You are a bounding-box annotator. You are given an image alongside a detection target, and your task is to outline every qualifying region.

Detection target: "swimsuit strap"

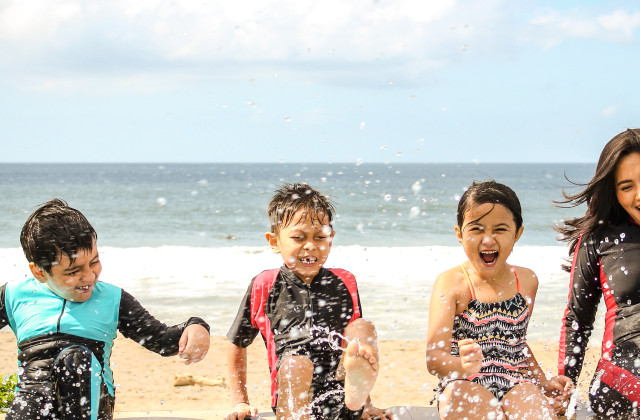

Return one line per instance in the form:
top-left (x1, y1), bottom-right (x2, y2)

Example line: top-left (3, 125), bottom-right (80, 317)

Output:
top-left (461, 264), bottom-right (521, 298)
top-left (511, 265), bottom-right (522, 294)
top-left (459, 264), bottom-right (476, 300)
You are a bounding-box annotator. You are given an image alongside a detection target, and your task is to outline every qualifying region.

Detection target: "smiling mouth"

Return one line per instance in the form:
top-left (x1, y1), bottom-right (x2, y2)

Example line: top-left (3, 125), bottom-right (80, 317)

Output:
top-left (300, 256), bottom-right (317, 264)
top-left (480, 251), bottom-right (498, 264)
top-left (76, 284), bottom-right (94, 292)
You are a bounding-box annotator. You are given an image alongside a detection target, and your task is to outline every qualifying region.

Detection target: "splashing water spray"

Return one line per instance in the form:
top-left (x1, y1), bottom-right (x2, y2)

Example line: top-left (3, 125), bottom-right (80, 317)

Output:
top-left (278, 326), bottom-right (358, 419)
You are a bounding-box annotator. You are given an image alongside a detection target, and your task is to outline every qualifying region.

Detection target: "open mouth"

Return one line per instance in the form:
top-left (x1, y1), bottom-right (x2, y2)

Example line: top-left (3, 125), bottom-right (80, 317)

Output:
top-left (76, 284), bottom-right (94, 292)
top-left (300, 256), bottom-right (317, 265)
top-left (480, 251), bottom-right (498, 265)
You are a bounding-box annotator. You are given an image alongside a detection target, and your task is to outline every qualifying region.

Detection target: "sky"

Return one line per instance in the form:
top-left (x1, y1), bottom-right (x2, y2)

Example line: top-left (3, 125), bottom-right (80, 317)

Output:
top-left (0, 0), bottom-right (638, 163)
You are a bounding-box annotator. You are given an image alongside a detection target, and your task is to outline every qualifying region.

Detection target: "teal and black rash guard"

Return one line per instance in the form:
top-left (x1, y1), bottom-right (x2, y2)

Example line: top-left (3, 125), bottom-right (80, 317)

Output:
top-left (558, 220), bottom-right (640, 417)
top-left (0, 278), bottom-right (209, 420)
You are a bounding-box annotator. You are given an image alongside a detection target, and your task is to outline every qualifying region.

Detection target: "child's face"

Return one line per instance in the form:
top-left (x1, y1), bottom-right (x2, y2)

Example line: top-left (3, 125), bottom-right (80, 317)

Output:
top-left (29, 241), bottom-right (102, 302)
top-left (266, 208), bottom-right (334, 283)
top-left (615, 151), bottom-right (640, 226)
top-left (455, 203), bottom-right (523, 278)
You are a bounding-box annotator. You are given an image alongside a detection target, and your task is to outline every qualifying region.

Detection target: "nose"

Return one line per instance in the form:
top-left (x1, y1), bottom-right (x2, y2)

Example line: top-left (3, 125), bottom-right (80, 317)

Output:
top-left (481, 232), bottom-right (497, 246)
top-left (303, 240), bottom-right (316, 251)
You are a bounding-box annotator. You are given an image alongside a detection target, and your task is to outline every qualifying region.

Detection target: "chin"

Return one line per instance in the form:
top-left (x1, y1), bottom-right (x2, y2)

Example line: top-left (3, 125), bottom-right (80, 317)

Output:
top-left (73, 294), bottom-right (93, 303)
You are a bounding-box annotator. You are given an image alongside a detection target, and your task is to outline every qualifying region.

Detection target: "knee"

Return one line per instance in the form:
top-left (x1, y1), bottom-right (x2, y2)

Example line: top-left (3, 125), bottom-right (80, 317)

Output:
top-left (278, 355), bottom-right (314, 387)
top-left (345, 318), bottom-right (378, 350)
top-left (54, 345), bottom-right (94, 374)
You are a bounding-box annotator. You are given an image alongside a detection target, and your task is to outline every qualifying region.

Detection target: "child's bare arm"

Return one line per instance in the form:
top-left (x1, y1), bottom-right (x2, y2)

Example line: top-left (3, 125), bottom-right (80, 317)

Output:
top-left (225, 342), bottom-right (258, 420)
top-left (426, 271), bottom-right (481, 379)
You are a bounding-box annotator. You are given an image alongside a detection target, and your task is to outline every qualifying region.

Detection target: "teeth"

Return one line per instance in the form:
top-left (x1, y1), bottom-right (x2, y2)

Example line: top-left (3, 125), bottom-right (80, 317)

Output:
top-left (300, 257), bottom-right (316, 263)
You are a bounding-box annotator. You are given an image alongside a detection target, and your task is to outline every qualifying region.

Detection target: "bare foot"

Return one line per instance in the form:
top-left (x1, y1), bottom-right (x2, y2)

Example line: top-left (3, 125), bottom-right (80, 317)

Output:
top-left (343, 339), bottom-right (378, 411)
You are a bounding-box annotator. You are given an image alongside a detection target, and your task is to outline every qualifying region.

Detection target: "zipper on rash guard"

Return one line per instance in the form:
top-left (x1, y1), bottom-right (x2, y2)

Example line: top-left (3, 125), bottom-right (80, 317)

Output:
top-left (306, 285), bottom-right (313, 327)
top-left (57, 300), bottom-right (67, 332)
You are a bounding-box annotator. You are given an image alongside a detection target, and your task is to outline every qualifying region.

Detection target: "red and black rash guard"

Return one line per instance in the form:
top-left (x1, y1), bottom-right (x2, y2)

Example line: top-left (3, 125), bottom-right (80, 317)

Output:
top-left (227, 265), bottom-right (362, 408)
top-left (558, 220), bottom-right (640, 415)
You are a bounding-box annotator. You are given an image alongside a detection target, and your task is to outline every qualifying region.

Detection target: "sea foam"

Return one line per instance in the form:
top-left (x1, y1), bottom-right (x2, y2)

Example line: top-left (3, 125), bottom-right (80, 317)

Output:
top-left (0, 245), bottom-right (604, 343)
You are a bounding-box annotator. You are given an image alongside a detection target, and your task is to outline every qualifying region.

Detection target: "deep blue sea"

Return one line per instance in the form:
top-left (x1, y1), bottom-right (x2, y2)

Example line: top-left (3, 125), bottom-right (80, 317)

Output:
top-left (0, 163), bottom-right (600, 341)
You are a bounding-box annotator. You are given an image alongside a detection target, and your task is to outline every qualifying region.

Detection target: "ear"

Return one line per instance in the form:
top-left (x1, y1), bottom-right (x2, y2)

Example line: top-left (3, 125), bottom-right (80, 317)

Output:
top-left (265, 232), bottom-right (281, 254)
top-left (515, 226), bottom-right (524, 242)
top-left (29, 262), bottom-right (48, 283)
top-left (454, 225), bottom-right (463, 244)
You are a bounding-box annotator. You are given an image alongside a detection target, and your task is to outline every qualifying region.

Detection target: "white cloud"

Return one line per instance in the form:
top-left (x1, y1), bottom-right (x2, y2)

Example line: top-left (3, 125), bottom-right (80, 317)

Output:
top-left (598, 9), bottom-right (640, 39)
top-left (529, 8), bottom-right (640, 47)
top-left (0, 0), bottom-right (637, 91)
top-left (0, 0), bottom-right (509, 86)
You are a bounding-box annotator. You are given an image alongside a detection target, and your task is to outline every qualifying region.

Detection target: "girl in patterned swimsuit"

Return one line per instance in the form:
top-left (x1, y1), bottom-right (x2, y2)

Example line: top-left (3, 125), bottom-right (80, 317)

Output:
top-left (426, 180), bottom-right (572, 419)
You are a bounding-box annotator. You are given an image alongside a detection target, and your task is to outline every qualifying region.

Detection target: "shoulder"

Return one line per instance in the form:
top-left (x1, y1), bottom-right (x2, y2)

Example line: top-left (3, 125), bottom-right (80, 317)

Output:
top-left (432, 265), bottom-right (468, 299)
top-left (246, 269), bottom-right (282, 304)
top-left (252, 268), bottom-right (281, 286)
top-left (513, 265), bottom-right (538, 295)
top-left (4, 278), bottom-right (46, 300)
top-left (326, 268), bottom-right (355, 280)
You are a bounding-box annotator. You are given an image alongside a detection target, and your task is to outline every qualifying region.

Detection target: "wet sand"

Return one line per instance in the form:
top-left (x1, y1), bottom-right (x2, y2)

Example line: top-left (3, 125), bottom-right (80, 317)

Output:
top-left (0, 332), bottom-right (601, 414)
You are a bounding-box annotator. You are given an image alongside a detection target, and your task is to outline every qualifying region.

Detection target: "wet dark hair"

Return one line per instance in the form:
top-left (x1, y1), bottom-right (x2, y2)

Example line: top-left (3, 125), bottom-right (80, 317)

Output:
top-left (457, 180), bottom-right (523, 233)
top-left (20, 198), bottom-right (97, 274)
top-left (268, 183), bottom-right (335, 234)
top-left (556, 128), bottom-right (640, 254)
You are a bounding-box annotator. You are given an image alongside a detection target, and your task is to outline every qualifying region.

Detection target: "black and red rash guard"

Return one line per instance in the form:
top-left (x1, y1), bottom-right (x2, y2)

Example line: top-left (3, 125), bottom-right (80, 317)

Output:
top-left (227, 264), bottom-right (362, 408)
top-left (558, 220), bottom-right (640, 414)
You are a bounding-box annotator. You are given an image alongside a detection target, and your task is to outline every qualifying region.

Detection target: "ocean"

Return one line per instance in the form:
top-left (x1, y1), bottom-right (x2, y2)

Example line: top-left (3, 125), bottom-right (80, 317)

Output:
top-left (0, 162), bottom-right (602, 343)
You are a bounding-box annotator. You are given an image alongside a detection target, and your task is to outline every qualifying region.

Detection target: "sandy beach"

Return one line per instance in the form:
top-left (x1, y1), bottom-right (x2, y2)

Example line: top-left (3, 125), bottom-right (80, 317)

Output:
top-left (0, 332), bottom-right (601, 416)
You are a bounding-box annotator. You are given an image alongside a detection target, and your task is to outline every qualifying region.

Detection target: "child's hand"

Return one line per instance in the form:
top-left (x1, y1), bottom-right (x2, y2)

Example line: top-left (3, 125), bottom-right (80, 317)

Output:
top-left (178, 324), bottom-right (210, 365)
top-left (225, 402), bottom-right (258, 420)
top-left (362, 403), bottom-right (393, 420)
top-left (540, 375), bottom-right (573, 415)
top-left (458, 338), bottom-right (483, 376)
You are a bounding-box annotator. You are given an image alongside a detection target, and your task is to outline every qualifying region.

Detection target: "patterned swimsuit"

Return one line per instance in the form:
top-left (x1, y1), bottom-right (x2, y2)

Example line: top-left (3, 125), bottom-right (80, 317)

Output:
top-left (439, 265), bottom-right (536, 400)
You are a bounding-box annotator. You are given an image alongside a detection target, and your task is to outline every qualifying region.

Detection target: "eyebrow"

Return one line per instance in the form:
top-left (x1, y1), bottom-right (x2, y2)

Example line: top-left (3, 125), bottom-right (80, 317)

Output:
top-left (465, 221), bottom-right (511, 228)
top-left (616, 179), bottom-right (632, 187)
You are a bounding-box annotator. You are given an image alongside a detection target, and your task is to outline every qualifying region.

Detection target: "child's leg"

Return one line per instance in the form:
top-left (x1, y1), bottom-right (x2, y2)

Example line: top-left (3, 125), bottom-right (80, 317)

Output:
top-left (6, 387), bottom-right (56, 419)
top-left (439, 380), bottom-right (503, 419)
top-left (276, 355), bottom-right (314, 420)
top-left (53, 345), bottom-right (107, 420)
top-left (342, 318), bottom-right (379, 411)
top-left (501, 382), bottom-right (557, 419)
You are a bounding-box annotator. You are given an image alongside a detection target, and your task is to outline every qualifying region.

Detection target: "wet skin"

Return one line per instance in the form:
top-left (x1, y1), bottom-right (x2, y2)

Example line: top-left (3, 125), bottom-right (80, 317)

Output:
top-left (455, 202), bottom-right (523, 281)
top-left (29, 240), bottom-right (101, 302)
top-left (615, 151), bottom-right (640, 226)
top-left (266, 209), bottom-right (335, 284)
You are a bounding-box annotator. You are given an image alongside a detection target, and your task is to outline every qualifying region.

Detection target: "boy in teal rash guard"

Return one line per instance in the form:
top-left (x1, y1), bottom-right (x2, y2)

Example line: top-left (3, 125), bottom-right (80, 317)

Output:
top-left (0, 199), bottom-right (211, 420)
